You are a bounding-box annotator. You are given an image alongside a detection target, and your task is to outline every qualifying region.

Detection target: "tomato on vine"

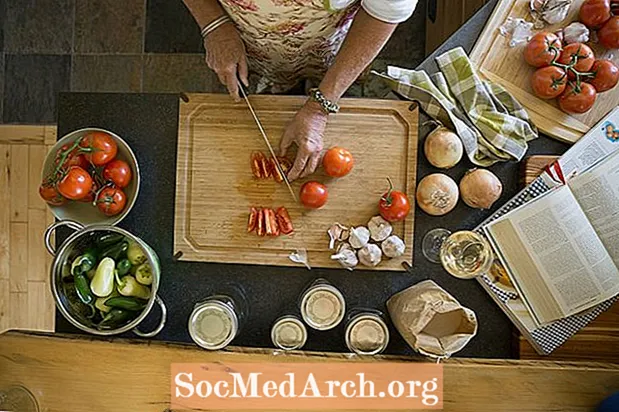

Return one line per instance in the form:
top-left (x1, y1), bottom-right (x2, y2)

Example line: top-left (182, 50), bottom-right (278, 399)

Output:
top-left (524, 32), bottom-right (562, 68)
top-left (79, 132), bottom-right (118, 166)
top-left (378, 178), bottom-right (410, 223)
top-left (558, 82), bottom-right (598, 114)
top-left (531, 66), bottom-right (568, 99)
top-left (96, 187), bottom-right (127, 216)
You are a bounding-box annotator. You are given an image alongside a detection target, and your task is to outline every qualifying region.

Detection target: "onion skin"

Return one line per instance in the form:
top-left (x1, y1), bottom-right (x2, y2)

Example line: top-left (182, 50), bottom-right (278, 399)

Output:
top-left (416, 173), bottom-right (459, 216)
top-left (459, 169), bottom-right (503, 210)
top-left (424, 127), bottom-right (463, 169)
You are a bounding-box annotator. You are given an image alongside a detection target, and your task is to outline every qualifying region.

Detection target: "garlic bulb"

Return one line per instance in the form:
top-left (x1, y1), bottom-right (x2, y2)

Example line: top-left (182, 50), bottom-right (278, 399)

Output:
top-left (562, 22), bottom-right (589, 44)
top-left (328, 223), bottom-right (349, 250)
top-left (530, 0), bottom-right (571, 27)
top-left (349, 226), bottom-right (370, 249)
top-left (382, 235), bottom-right (406, 258)
top-left (358, 244), bottom-right (382, 267)
top-left (331, 248), bottom-right (358, 270)
top-left (368, 216), bottom-right (393, 242)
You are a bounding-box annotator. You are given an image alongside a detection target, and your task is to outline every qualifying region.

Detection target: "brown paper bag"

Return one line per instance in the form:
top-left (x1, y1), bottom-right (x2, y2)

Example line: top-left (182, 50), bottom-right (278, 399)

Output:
top-left (387, 280), bottom-right (478, 359)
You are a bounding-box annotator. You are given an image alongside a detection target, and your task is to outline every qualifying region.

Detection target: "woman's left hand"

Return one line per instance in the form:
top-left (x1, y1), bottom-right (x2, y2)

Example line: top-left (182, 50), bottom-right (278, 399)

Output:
top-left (279, 101), bottom-right (328, 181)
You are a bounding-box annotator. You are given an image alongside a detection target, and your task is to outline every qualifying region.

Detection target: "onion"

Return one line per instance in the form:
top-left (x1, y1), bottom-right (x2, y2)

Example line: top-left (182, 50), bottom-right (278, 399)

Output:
top-left (424, 126), bottom-right (463, 169)
top-left (459, 169), bottom-right (503, 210)
top-left (416, 174), bottom-right (459, 216)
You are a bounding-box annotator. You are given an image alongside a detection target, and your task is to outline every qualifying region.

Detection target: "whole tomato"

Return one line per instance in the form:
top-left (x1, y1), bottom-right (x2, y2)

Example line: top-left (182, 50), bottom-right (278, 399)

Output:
top-left (57, 166), bottom-right (93, 200)
top-left (39, 183), bottom-right (66, 206)
top-left (599, 16), bottom-right (619, 49)
top-left (531, 66), bottom-right (568, 99)
top-left (558, 43), bottom-right (595, 79)
top-left (558, 82), bottom-right (598, 114)
top-left (580, 0), bottom-right (612, 28)
top-left (77, 180), bottom-right (99, 203)
top-left (79, 132), bottom-right (118, 166)
top-left (96, 187), bottom-right (127, 216)
top-left (322, 147), bottom-right (354, 177)
top-left (55, 144), bottom-right (89, 170)
top-left (589, 60), bottom-right (619, 92)
top-left (378, 178), bottom-right (410, 222)
top-left (524, 32), bottom-right (562, 67)
top-left (103, 159), bottom-right (132, 188)
top-left (299, 181), bottom-right (328, 209)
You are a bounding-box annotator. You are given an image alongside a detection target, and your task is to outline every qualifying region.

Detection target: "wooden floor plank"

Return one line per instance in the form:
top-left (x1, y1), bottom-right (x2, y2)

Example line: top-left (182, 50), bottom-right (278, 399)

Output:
top-left (27, 281), bottom-right (55, 332)
top-left (28, 144), bottom-right (47, 210)
top-left (0, 144), bottom-right (9, 280)
top-left (44, 126), bottom-right (58, 146)
top-left (9, 222), bottom-right (28, 293)
top-left (28, 209), bottom-right (48, 283)
top-left (0, 125), bottom-right (46, 145)
top-left (8, 292), bottom-right (28, 330)
top-left (0, 280), bottom-right (9, 333)
top-left (9, 144), bottom-right (29, 222)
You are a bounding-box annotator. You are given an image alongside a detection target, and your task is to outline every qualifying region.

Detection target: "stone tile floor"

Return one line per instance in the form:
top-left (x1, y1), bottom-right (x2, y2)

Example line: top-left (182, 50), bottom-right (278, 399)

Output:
top-left (0, 0), bottom-right (426, 124)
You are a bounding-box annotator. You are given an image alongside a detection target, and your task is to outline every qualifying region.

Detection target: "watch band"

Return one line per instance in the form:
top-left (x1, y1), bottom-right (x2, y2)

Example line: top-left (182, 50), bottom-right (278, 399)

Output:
top-left (308, 88), bottom-right (340, 114)
top-left (201, 15), bottom-right (231, 39)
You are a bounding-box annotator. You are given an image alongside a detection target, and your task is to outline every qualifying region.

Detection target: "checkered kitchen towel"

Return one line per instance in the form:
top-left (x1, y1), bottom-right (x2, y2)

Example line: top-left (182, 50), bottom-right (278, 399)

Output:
top-left (374, 47), bottom-right (538, 166)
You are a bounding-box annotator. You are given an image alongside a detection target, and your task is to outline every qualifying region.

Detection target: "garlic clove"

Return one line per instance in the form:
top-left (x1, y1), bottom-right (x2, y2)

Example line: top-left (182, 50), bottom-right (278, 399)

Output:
top-left (328, 223), bottom-right (350, 250)
top-left (289, 249), bottom-right (311, 270)
top-left (382, 235), bottom-right (406, 258)
top-left (331, 248), bottom-right (358, 271)
top-left (368, 216), bottom-right (393, 242)
top-left (349, 226), bottom-right (370, 249)
top-left (358, 244), bottom-right (382, 267)
top-left (562, 22), bottom-right (590, 45)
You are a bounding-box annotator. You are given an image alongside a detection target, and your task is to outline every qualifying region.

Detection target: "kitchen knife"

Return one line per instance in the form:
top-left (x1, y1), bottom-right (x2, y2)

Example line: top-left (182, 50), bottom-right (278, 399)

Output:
top-left (238, 81), bottom-right (298, 203)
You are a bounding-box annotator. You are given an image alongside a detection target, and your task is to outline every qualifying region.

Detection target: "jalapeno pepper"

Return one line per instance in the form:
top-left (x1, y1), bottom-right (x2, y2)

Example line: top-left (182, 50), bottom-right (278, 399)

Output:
top-left (98, 308), bottom-right (132, 329)
top-left (71, 251), bottom-right (97, 276)
top-left (100, 241), bottom-right (128, 261)
top-left (74, 272), bottom-right (94, 305)
top-left (116, 258), bottom-right (132, 276)
top-left (104, 296), bottom-right (147, 311)
top-left (95, 233), bottom-right (125, 249)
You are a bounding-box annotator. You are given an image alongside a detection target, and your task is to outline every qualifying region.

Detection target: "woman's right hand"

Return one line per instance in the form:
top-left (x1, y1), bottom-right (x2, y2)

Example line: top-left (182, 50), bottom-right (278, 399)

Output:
top-left (204, 22), bottom-right (249, 101)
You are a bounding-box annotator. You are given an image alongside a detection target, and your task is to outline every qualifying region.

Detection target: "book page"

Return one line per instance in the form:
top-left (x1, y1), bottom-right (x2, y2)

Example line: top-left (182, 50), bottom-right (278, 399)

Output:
top-left (486, 186), bottom-right (619, 325)
top-left (569, 150), bottom-right (619, 269)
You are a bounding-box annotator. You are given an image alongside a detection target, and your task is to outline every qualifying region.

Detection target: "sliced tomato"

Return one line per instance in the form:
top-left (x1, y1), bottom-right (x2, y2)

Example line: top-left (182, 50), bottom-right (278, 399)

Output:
top-left (271, 158), bottom-right (285, 183)
top-left (275, 207), bottom-right (294, 235)
top-left (247, 207), bottom-right (258, 233)
top-left (251, 152), bottom-right (263, 178)
top-left (256, 208), bottom-right (266, 237)
top-left (259, 154), bottom-right (271, 178)
top-left (265, 208), bottom-right (279, 236)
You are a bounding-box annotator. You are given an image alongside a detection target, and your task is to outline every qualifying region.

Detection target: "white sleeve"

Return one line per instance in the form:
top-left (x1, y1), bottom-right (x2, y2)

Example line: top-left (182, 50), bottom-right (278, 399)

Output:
top-left (361, 0), bottom-right (418, 24)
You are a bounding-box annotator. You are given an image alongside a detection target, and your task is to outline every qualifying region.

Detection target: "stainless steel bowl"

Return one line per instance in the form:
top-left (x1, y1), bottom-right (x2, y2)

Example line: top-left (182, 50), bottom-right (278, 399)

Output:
top-left (42, 127), bottom-right (140, 226)
top-left (45, 220), bottom-right (166, 337)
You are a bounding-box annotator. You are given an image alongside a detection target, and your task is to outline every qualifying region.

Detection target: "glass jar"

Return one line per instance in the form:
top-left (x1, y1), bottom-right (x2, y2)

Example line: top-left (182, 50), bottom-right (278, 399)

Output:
top-left (299, 278), bottom-right (346, 331)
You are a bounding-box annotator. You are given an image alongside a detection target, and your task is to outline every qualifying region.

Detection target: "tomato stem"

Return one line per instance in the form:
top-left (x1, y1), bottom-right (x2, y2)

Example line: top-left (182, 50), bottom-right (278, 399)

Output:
top-left (48, 138), bottom-right (83, 184)
top-left (381, 177), bottom-right (394, 206)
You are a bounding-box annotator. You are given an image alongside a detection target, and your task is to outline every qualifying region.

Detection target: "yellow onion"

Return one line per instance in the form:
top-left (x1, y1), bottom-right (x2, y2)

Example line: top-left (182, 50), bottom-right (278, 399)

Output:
top-left (424, 126), bottom-right (463, 169)
top-left (459, 169), bottom-right (503, 210)
top-left (416, 174), bottom-right (459, 216)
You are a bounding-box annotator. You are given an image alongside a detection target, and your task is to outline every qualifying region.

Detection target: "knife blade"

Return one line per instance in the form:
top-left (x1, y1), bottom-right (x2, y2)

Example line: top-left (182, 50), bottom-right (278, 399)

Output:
top-left (238, 81), bottom-right (298, 202)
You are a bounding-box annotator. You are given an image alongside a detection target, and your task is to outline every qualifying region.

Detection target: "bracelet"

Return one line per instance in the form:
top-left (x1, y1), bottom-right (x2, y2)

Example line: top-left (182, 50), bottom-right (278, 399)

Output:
top-left (200, 15), bottom-right (231, 39)
top-left (308, 88), bottom-right (339, 114)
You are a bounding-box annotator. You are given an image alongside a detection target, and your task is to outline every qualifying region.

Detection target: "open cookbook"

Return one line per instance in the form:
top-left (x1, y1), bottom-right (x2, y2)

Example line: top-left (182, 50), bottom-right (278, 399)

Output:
top-left (484, 149), bottom-right (619, 326)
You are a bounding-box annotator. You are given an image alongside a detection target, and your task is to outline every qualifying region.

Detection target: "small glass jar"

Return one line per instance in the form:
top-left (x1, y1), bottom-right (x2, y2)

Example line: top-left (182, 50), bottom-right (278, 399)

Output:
top-left (299, 278), bottom-right (346, 331)
top-left (271, 315), bottom-right (307, 350)
top-left (344, 309), bottom-right (390, 355)
top-left (189, 286), bottom-right (248, 350)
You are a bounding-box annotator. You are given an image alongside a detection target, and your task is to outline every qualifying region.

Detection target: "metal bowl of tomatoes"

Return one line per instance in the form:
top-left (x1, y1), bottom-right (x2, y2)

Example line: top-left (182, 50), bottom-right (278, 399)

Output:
top-left (40, 128), bottom-right (140, 226)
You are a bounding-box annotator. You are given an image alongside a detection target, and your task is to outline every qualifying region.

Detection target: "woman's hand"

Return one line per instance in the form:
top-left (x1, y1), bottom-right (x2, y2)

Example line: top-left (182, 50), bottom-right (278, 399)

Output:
top-left (204, 23), bottom-right (249, 100)
top-left (279, 101), bottom-right (328, 181)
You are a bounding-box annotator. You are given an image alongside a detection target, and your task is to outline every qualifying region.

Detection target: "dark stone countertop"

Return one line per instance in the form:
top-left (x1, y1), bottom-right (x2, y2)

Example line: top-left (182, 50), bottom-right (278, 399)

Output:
top-left (54, 2), bottom-right (570, 358)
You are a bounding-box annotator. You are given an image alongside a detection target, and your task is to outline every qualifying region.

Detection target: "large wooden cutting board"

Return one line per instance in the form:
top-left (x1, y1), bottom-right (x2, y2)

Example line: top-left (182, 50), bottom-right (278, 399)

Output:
top-left (174, 94), bottom-right (418, 271)
top-left (471, 0), bottom-right (619, 144)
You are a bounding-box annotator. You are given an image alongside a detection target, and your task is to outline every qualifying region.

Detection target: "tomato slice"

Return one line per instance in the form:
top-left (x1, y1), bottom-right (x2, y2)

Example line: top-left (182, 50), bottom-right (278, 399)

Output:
top-left (247, 207), bottom-right (258, 233)
top-left (275, 207), bottom-right (294, 235)
top-left (259, 155), bottom-right (272, 178)
top-left (265, 209), bottom-right (279, 236)
top-left (271, 158), bottom-right (285, 183)
top-left (251, 152), bottom-right (263, 178)
top-left (256, 208), bottom-right (266, 237)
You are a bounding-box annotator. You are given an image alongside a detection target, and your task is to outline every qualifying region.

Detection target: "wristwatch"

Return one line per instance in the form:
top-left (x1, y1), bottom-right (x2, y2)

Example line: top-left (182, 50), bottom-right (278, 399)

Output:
top-left (308, 88), bottom-right (340, 114)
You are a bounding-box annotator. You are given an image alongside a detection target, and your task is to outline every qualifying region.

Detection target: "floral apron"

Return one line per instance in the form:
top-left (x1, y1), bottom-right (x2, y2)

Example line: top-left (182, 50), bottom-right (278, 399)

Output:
top-left (219, 0), bottom-right (360, 93)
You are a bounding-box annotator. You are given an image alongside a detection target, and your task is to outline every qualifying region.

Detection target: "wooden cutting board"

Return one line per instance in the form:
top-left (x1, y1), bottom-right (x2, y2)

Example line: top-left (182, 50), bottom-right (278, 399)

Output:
top-left (174, 94), bottom-right (418, 271)
top-left (471, 0), bottom-right (619, 144)
top-left (519, 155), bottom-right (619, 362)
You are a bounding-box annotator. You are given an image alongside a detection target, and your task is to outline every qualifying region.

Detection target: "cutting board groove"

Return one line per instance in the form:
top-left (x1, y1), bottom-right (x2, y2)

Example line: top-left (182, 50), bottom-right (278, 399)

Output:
top-left (174, 94), bottom-right (418, 271)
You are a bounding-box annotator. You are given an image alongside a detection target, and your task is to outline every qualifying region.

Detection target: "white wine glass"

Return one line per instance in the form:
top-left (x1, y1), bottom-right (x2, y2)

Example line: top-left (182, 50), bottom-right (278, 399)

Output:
top-left (440, 230), bottom-right (493, 279)
top-left (422, 228), bottom-right (452, 263)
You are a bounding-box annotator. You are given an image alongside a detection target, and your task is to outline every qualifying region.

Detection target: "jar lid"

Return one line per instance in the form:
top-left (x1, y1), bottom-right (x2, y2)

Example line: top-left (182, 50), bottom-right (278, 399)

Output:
top-left (301, 285), bottom-right (345, 331)
top-left (271, 316), bottom-right (307, 350)
top-left (189, 300), bottom-right (238, 350)
top-left (345, 313), bottom-right (389, 355)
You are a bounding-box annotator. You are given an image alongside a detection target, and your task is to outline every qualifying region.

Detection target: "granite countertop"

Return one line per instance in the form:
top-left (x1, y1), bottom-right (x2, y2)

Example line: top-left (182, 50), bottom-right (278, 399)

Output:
top-left (55, 1), bottom-right (570, 358)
